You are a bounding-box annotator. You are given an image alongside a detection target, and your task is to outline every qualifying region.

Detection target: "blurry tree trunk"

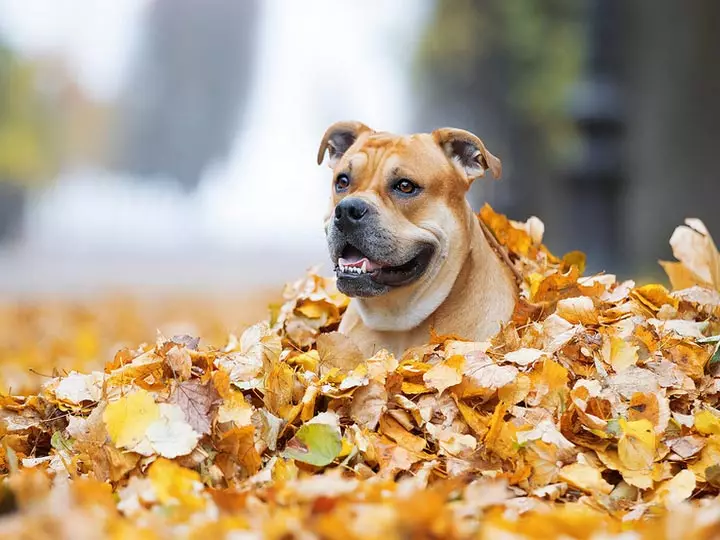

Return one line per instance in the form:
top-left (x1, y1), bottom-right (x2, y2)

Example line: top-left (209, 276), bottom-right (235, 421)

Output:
top-left (564, 0), bottom-right (625, 274)
top-left (116, 0), bottom-right (258, 191)
top-left (622, 0), bottom-right (720, 277)
top-left (0, 182), bottom-right (25, 241)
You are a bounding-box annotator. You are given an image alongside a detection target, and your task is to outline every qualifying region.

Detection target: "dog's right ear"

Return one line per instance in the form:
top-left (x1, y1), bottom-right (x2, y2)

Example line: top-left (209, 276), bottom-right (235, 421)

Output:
top-left (317, 121), bottom-right (372, 167)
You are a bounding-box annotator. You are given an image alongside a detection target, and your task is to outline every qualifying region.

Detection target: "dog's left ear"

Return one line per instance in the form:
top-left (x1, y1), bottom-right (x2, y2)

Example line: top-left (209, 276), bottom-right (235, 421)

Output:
top-left (317, 121), bottom-right (372, 167)
top-left (432, 127), bottom-right (502, 184)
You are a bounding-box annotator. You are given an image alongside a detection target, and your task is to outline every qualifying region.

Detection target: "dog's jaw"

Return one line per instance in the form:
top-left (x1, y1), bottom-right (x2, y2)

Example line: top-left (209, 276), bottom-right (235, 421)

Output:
top-left (352, 205), bottom-right (468, 332)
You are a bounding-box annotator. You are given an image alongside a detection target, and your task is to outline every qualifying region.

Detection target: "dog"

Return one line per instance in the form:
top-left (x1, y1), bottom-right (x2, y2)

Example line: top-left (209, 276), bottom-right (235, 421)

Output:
top-left (317, 121), bottom-right (517, 357)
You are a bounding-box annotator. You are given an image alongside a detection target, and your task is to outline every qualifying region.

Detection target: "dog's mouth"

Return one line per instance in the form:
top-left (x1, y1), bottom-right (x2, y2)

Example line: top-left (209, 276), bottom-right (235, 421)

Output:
top-left (334, 244), bottom-right (434, 288)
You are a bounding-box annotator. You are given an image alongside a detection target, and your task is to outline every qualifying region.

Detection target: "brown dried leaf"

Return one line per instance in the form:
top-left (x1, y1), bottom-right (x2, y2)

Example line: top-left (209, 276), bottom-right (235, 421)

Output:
top-left (350, 380), bottom-right (387, 430)
top-left (316, 332), bottom-right (365, 375)
top-left (170, 380), bottom-right (220, 435)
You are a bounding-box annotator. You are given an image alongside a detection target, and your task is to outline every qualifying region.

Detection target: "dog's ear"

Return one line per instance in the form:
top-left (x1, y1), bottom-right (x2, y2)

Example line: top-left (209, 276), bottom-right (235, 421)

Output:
top-left (432, 127), bottom-right (502, 184)
top-left (317, 121), bottom-right (372, 167)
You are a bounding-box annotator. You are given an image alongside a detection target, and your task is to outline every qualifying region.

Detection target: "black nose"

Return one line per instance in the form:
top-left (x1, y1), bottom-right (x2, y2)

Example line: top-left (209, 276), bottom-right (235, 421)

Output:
top-left (334, 198), bottom-right (370, 231)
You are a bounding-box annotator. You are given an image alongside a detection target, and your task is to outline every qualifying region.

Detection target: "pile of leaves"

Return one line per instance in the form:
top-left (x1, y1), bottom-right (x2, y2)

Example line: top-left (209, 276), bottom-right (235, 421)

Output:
top-left (0, 292), bottom-right (275, 394)
top-left (2, 207), bottom-right (720, 539)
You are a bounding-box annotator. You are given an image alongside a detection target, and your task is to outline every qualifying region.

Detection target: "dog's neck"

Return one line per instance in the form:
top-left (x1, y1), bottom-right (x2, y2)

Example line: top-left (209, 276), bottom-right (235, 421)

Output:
top-left (353, 204), bottom-right (517, 336)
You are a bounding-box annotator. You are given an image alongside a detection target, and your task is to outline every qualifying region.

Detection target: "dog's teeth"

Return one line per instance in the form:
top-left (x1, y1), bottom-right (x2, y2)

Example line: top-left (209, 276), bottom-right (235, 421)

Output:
top-left (361, 261), bottom-right (367, 273)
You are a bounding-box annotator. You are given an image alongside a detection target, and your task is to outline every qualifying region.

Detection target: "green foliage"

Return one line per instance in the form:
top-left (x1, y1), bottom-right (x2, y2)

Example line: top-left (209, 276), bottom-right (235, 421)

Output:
top-left (282, 422), bottom-right (342, 467)
top-left (417, 0), bottom-right (584, 160)
top-left (0, 43), bottom-right (59, 186)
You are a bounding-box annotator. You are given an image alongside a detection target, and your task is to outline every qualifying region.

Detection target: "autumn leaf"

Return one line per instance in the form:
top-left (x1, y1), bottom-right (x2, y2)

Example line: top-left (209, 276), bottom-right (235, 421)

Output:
top-left (165, 345), bottom-right (192, 380)
top-left (694, 409), bottom-right (720, 436)
top-left (651, 469), bottom-right (696, 507)
top-left (282, 422), bottom-right (342, 467)
top-left (263, 361), bottom-right (295, 416)
top-left (504, 348), bottom-right (545, 367)
top-left (603, 335), bottom-right (639, 373)
top-left (103, 390), bottom-right (160, 450)
top-left (463, 352), bottom-right (518, 394)
top-left (480, 203), bottom-right (536, 257)
top-left (664, 218), bottom-right (720, 291)
top-left (555, 296), bottom-right (598, 325)
top-left (631, 284), bottom-right (679, 312)
top-left (145, 403), bottom-right (201, 458)
top-left (316, 332), bottom-right (365, 375)
top-left (51, 371), bottom-right (104, 404)
top-left (618, 418), bottom-right (656, 471)
top-left (170, 380), bottom-right (220, 435)
top-left (147, 458), bottom-right (205, 512)
top-left (558, 462), bottom-right (613, 495)
top-left (350, 380), bottom-right (387, 430)
top-left (378, 413), bottom-right (426, 454)
top-left (423, 355), bottom-right (464, 394)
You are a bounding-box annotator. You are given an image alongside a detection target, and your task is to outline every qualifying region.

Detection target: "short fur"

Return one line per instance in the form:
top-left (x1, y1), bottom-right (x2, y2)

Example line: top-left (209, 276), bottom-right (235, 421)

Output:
top-left (318, 122), bottom-right (517, 357)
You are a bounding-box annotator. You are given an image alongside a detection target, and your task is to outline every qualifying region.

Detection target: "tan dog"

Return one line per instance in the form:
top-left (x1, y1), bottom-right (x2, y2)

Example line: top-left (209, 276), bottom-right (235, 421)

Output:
top-left (317, 121), bottom-right (517, 357)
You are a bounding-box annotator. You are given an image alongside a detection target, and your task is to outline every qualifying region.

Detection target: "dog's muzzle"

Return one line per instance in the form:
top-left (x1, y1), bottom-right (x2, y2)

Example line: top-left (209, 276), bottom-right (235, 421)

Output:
top-left (326, 198), bottom-right (435, 298)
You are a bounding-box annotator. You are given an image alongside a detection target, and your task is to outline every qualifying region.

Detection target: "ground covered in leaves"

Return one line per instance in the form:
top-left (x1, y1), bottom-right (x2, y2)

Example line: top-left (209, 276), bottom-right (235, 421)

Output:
top-left (2, 206), bottom-right (720, 539)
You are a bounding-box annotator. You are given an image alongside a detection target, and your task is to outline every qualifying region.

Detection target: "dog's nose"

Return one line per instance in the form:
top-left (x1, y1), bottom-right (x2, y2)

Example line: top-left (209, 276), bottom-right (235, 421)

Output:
top-left (334, 198), bottom-right (370, 231)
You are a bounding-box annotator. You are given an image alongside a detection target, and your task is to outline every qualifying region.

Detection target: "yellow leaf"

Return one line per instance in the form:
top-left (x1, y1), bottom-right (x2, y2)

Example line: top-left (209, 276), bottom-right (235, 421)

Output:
top-left (397, 361), bottom-right (432, 377)
top-left (596, 448), bottom-right (653, 490)
top-left (651, 469), bottom-right (696, 507)
top-left (423, 355), bottom-right (463, 395)
top-left (628, 392), bottom-right (670, 434)
top-left (555, 296), bottom-right (598, 325)
top-left (530, 359), bottom-right (569, 409)
top-left (618, 418), bottom-right (656, 471)
top-left (558, 462), bottom-right (613, 494)
top-left (103, 390), bottom-right (160, 449)
top-left (695, 409), bottom-right (720, 436)
top-left (667, 340), bottom-right (710, 380)
top-left (498, 373), bottom-right (531, 405)
top-left (484, 401), bottom-right (508, 451)
top-left (378, 414), bottom-right (426, 453)
top-left (295, 300), bottom-right (330, 319)
top-left (214, 370), bottom-right (254, 426)
top-left (562, 251), bottom-right (587, 274)
top-left (660, 260), bottom-right (708, 291)
top-left (148, 458), bottom-right (205, 511)
top-left (271, 457), bottom-right (299, 483)
top-left (264, 361), bottom-right (295, 415)
top-left (689, 435), bottom-right (720, 482)
top-left (479, 203), bottom-right (535, 257)
top-left (667, 219), bottom-right (720, 291)
top-left (287, 350), bottom-right (320, 372)
top-left (631, 284), bottom-right (679, 312)
top-left (400, 382), bottom-right (433, 395)
top-left (456, 401), bottom-right (490, 439)
top-left (607, 336), bottom-right (639, 373)
top-left (300, 385), bottom-right (319, 422)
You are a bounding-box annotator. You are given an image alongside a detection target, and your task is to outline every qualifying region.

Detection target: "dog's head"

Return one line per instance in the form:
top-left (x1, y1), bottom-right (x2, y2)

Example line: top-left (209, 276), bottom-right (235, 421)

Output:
top-left (317, 121), bottom-right (501, 330)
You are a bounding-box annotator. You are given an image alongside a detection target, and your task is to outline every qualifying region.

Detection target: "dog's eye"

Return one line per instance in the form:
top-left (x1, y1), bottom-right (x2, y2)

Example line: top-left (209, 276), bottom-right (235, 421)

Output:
top-left (393, 179), bottom-right (419, 195)
top-left (335, 174), bottom-right (350, 192)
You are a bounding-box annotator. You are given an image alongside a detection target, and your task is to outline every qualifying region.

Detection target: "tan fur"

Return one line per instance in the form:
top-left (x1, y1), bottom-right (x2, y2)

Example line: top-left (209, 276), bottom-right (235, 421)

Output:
top-left (319, 124), bottom-right (517, 357)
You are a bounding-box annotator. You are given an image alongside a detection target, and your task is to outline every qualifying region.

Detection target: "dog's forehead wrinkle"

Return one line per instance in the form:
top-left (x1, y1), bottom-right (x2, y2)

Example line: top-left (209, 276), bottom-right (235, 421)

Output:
top-left (347, 153), bottom-right (367, 175)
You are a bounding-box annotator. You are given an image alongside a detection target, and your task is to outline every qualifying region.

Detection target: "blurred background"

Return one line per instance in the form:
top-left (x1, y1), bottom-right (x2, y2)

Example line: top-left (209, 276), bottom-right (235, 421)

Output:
top-left (0, 0), bottom-right (718, 377)
top-left (2, 0), bottom-right (719, 293)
